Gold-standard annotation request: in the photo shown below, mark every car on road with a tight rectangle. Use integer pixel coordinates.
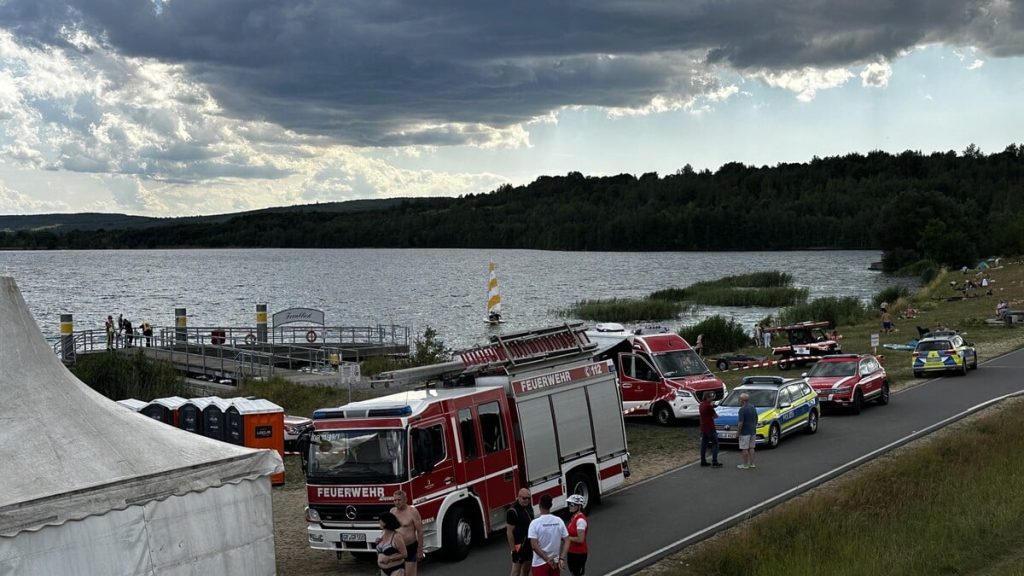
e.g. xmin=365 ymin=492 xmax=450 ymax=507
xmin=804 ymin=354 xmax=889 ymax=413
xmin=714 ymin=376 xmax=820 ymax=448
xmin=284 ymin=414 xmax=314 ymax=452
xmin=912 ymin=330 xmax=978 ymax=377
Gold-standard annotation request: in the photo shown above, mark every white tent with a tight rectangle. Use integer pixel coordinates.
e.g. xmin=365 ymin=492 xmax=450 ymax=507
xmin=0 ymin=277 xmax=283 ymax=575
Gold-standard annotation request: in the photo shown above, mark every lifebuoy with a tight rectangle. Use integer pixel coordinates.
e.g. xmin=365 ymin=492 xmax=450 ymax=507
xmin=306 ymin=330 xmax=318 ymax=343
xmin=245 ymin=333 xmax=257 ymax=345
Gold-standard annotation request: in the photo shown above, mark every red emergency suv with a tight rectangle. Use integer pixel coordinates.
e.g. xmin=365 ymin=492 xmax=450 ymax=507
xmin=803 ymin=354 xmax=889 ymax=414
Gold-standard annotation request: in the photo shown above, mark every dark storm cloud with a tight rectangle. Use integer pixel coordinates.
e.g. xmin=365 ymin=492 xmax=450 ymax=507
xmin=3 ymin=0 xmax=1021 ymax=146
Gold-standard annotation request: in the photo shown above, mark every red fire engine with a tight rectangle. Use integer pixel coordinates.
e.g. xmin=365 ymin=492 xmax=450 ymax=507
xmin=301 ymin=323 xmax=630 ymax=561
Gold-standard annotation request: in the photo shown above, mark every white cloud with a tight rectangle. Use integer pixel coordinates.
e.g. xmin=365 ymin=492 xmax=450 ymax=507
xmin=860 ymin=61 xmax=893 ymax=88
xmin=0 ymin=180 xmax=70 ymax=213
xmin=753 ymin=67 xmax=855 ymax=102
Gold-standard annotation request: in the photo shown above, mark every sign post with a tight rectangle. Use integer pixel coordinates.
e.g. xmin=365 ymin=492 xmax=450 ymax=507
xmin=870 ymin=333 xmax=879 ymax=355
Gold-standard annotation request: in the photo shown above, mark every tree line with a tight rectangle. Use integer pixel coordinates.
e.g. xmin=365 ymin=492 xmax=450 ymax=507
xmin=3 ymin=144 xmax=1022 ymax=270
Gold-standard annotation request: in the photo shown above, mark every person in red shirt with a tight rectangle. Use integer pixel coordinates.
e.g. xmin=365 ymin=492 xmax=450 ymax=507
xmin=699 ymin=392 xmax=723 ymax=468
xmin=565 ymin=494 xmax=588 ymax=575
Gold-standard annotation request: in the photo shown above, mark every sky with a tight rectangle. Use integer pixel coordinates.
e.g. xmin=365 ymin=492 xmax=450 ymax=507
xmin=1 ymin=0 xmax=1023 ymax=217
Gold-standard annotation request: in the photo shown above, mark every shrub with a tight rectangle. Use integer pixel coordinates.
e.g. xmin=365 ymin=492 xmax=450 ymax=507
xmin=71 ymin=350 xmax=189 ymax=401
xmin=678 ymin=315 xmax=750 ymax=356
xmin=777 ymin=296 xmax=868 ymax=327
xmin=411 ymin=326 xmax=452 ymax=365
xmin=872 ymin=285 xmax=911 ymax=309
xmin=237 ymin=376 xmax=353 ymax=417
xmin=563 ymin=297 xmax=686 ymax=322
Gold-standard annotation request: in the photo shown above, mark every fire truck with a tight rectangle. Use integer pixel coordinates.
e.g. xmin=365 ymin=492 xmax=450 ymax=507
xmin=586 ymin=323 xmax=727 ymax=425
xmin=301 ymin=323 xmax=630 ymax=561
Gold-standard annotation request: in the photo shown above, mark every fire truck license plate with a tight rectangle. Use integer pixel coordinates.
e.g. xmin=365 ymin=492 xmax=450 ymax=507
xmin=342 ymin=533 xmax=366 ymax=542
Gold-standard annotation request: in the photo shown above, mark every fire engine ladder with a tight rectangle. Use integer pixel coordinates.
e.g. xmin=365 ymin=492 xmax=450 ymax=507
xmin=457 ymin=323 xmax=596 ymax=370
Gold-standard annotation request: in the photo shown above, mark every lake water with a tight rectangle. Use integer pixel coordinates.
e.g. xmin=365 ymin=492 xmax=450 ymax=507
xmin=0 ymin=249 xmax=907 ymax=350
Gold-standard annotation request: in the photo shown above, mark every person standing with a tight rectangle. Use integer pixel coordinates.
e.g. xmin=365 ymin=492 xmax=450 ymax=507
xmin=565 ymin=494 xmax=588 ymax=576
xmin=698 ymin=393 xmax=722 ymax=468
xmin=881 ymin=308 xmax=894 ymax=334
xmin=390 ymin=490 xmax=424 ymax=575
xmin=762 ymin=326 xmax=772 ymax=349
xmin=141 ymin=321 xmax=153 ymax=347
xmin=694 ymin=333 xmax=704 ymax=356
xmin=105 ymin=315 xmax=115 ymax=350
xmin=375 ymin=512 xmax=408 ymax=576
xmin=528 ymin=493 xmax=568 ymax=576
xmin=124 ymin=318 xmax=134 ymax=348
xmin=737 ymin=393 xmax=758 ymax=470
xmin=507 ymin=488 xmax=535 ymax=576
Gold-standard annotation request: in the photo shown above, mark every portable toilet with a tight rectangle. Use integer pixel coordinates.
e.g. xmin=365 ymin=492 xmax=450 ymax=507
xmin=139 ymin=396 xmax=188 ymax=426
xmin=115 ymin=398 xmax=148 ymax=412
xmin=178 ymin=397 xmax=217 ymax=435
xmin=201 ymin=397 xmax=231 ymax=441
xmin=227 ymin=397 xmax=286 ymax=485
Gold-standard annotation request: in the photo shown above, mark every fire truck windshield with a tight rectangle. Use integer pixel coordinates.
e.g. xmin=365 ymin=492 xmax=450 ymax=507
xmin=306 ymin=429 xmax=408 ymax=484
xmin=653 ymin=350 xmax=708 ymax=378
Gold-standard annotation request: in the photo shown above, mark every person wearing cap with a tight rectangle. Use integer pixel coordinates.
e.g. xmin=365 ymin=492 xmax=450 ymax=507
xmin=507 ymin=488 xmax=534 ymax=576
xmin=565 ymin=494 xmax=588 ymax=576
xmin=737 ymin=393 xmax=758 ymax=470
xmin=527 ymin=493 xmax=568 ymax=576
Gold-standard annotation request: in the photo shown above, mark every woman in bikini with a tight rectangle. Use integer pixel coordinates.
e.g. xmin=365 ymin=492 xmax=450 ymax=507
xmin=376 ymin=512 xmax=408 ymax=576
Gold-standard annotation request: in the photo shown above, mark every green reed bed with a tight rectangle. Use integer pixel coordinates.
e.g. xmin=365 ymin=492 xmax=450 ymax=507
xmin=777 ymin=296 xmax=867 ymax=327
xmin=563 ymin=297 xmax=687 ymax=322
xmin=72 ymin=350 xmax=190 ymax=401
xmin=686 ymin=286 xmax=808 ymax=307
xmin=661 ymin=404 xmax=1024 ymax=576
xmin=652 ymin=271 xmax=805 ymax=307
xmin=237 ymin=376 xmax=362 ymax=418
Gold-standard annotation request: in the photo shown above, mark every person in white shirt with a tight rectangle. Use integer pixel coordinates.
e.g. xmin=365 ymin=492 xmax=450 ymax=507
xmin=527 ymin=494 xmax=568 ymax=576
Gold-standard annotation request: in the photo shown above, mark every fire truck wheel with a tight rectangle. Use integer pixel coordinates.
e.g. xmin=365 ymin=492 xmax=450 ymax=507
xmin=441 ymin=504 xmax=474 ymax=561
xmin=567 ymin=470 xmax=598 ymax=512
xmin=653 ymin=402 xmax=675 ymax=426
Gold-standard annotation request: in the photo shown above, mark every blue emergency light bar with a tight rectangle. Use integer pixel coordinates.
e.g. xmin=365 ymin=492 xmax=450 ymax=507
xmin=313 ymin=405 xmax=414 ymax=419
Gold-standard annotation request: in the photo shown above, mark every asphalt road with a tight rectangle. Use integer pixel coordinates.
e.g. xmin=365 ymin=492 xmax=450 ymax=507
xmin=420 ymin=347 xmax=1024 ymax=576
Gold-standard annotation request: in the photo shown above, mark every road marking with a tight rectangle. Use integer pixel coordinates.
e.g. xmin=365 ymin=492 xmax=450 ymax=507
xmin=604 ymin=388 xmax=1024 ymax=576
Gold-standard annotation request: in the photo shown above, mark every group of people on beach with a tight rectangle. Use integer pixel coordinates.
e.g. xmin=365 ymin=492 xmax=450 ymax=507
xmin=104 ymin=313 xmax=153 ymax=349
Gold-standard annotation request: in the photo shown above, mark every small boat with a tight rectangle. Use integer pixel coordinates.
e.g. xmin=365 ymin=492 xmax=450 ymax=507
xmin=485 ymin=262 xmax=505 ymax=325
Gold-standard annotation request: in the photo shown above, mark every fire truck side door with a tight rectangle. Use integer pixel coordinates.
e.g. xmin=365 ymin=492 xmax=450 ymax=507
xmin=454 ymin=406 xmax=487 ymax=509
xmin=618 ymin=353 xmax=659 ymax=407
xmin=478 ymin=400 xmax=517 ymax=528
xmin=410 ymin=419 xmax=455 ymax=503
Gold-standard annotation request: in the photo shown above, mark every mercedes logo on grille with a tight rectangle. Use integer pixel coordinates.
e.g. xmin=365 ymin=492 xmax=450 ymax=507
xmin=345 ymin=505 xmax=358 ymax=520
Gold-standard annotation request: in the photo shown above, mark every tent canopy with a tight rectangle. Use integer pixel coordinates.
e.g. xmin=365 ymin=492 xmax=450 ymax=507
xmin=0 ymin=277 xmax=282 ymax=538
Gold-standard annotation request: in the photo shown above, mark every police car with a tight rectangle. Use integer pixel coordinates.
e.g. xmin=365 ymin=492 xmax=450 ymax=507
xmin=912 ymin=330 xmax=978 ymax=377
xmin=714 ymin=376 xmax=820 ymax=448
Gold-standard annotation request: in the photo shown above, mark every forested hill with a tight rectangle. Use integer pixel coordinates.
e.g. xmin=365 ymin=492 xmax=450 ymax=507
xmin=2 ymin=145 xmax=1023 ymax=269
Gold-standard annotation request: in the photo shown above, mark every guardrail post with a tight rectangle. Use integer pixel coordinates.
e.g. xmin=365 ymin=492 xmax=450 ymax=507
xmin=60 ymin=314 xmax=75 ymax=365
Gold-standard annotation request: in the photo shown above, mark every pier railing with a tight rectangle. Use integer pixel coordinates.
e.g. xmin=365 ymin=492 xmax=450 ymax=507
xmin=50 ymin=324 xmax=407 ymax=384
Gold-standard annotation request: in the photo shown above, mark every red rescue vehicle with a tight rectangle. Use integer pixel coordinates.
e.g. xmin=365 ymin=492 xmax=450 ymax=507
xmin=587 ymin=323 xmax=727 ymax=425
xmin=301 ymin=324 xmax=630 ymax=561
